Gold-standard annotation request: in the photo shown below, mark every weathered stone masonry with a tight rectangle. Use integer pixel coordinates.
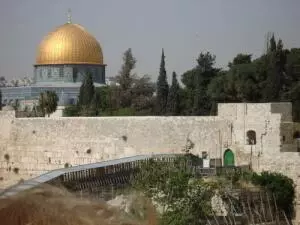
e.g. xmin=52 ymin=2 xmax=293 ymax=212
xmin=1 ymin=102 xmax=300 ymax=220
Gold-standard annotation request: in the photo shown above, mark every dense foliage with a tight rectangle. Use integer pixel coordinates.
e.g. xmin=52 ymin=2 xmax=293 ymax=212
xmin=166 ymin=72 xmax=180 ymax=115
xmin=130 ymin=156 xmax=296 ymax=224
xmin=63 ymin=33 xmax=300 ymax=120
xmin=38 ymin=91 xmax=58 ymax=117
xmin=251 ymin=171 xmax=295 ymax=217
xmin=131 ymin=156 xmax=220 ymax=225
xmin=156 ymin=49 xmax=169 ymax=115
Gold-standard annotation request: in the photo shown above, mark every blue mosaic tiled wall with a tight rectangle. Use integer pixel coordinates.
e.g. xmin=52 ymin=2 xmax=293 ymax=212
xmin=33 ymin=64 xmax=106 ymax=84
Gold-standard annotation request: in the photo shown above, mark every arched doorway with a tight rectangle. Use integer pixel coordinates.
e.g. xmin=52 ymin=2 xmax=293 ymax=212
xmin=224 ymin=149 xmax=235 ymax=166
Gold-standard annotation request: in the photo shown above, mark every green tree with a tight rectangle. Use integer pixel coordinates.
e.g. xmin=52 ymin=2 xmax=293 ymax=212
xmin=229 ymin=63 xmax=260 ymax=102
xmin=94 ymin=86 xmax=112 ymax=113
xmin=77 ymin=72 xmax=97 ymax=116
xmin=251 ymin=171 xmax=295 ymax=218
xmin=166 ymin=72 xmax=180 ymax=115
xmin=116 ymin=48 xmax=136 ymax=91
xmin=130 ymin=75 xmax=155 ymax=115
xmin=79 ymin=72 xmax=95 ymax=107
xmin=262 ymin=38 xmax=287 ymax=102
xmin=116 ymin=48 xmax=137 ymax=108
xmin=63 ymin=105 xmax=80 ymax=117
xmin=38 ymin=91 xmax=59 ymax=117
xmin=156 ymin=49 xmax=169 ymax=115
xmin=284 ymin=48 xmax=300 ymax=121
xmin=228 ymin=53 xmax=252 ymax=68
xmin=181 ymin=52 xmax=218 ymax=115
xmin=269 ymin=34 xmax=277 ymax=53
xmin=207 ymin=71 xmax=241 ymax=115
xmin=181 ymin=69 xmax=197 ymax=115
xmin=132 ymin=156 xmax=219 ymax=225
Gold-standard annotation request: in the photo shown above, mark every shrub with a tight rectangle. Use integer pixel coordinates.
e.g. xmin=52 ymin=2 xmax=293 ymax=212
xmin=13 ymin=167 xmax=19 ymax=174
xmin=251 ymin=171 xmax=295 ymax=217
xmin=63 ymin=105 xmax=80 ymax=117
xmin=4 ymin=154 xmax=9 ymax=161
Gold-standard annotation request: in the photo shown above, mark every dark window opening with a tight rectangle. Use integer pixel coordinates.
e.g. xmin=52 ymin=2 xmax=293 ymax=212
xmin=59 ymin=67 xmax=64 ymax=77
xmin=202 ymin=151 xmax=208 ymax=159
xmin=293 ymin=131 xmax=300 ymax=139
xmin=73 ymin=68 xmax=78 ymax=82
xmin=246 ymin=130 xmax=256 ymax=145
xmin=47 ymin=68 xmax=51 ymax=78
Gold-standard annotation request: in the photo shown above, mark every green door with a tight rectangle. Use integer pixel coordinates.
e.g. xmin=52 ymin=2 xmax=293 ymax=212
xmin=224 ymin=149 xmax=235 ymax=166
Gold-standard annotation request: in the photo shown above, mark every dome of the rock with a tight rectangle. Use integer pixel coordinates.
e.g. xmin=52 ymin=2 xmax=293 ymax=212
xmin=36 ymin=23 xmax=103 ymax=65
xmin=0 ymin=15 xmax=107 ymax=108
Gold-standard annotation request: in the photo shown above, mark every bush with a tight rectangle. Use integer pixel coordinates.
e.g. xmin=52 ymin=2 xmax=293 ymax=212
xmin=63 ymin=105 xmax=80 ymax=117
xmin=251 ymin=171 xmax=295 ymax=217
xmin=112 ymin=108 xmax=136 ymax=116
xmin=132 ymin=155 xmax=218 ymax=225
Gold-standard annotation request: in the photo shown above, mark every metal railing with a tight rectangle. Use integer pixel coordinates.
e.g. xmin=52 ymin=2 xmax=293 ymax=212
xmin=0 ymin=153 xmax=180 ymax=198
xmin=0 ymin=153 xmax=251 ymax=199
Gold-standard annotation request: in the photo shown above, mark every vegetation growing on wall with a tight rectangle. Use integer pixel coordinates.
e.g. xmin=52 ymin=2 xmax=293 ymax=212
xmin=130 ymin=154 xmax=296 ymax=224
xmin=131 ymin=155 xmax=219 ymax=225
xmin=4 ymin=154 xmax=9 ymax=161
xmin=251 ymin=171 xmax=295 ymax=217
xmin=13 ymin=167 xmax=19 ymax=174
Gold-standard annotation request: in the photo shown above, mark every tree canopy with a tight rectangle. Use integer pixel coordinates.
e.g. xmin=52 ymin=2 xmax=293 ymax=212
xmin=59 ymin=34 xmax=300 ymax=121
xmin=38 ymin=91 xmax=59 ymax=117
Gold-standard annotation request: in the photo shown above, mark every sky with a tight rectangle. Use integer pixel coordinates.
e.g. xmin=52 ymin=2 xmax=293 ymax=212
xmin=0 ymin=0 xmax=300 ymax=82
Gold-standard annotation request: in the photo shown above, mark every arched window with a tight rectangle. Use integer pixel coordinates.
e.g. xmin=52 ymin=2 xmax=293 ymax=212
xmin=246 ymin=130 xmax=256 ymax=145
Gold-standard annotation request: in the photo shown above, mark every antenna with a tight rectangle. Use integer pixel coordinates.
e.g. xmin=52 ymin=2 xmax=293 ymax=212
xmin=67 ymin=8 xmax=72 ymax=24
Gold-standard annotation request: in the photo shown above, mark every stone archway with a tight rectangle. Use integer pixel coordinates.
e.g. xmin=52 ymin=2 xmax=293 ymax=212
xmin=223 ymin=149 xmax=235 ymax=166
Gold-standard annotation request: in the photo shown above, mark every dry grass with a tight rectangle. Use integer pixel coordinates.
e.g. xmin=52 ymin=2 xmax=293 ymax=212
xmin=0 ymin=184 xmax=158 ymax=225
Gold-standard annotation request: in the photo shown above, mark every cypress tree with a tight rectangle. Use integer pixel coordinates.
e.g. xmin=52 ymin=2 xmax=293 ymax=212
xmin=263 ymin=38 xmax=286 ymax=102
xmin=117 ymin=48 xmax=136 ymax=91
xmin=269 ymin=34 xmax=277 ymax=52
xmin=116 ymin=48 xmax=137 ymax=107
xmin=156 ymin=49 xmax=169 ymax=114
xmin=166 ymin=72 xmax=180 ymax=115
xmin=79 ymin=72 xmax=95 ymax=107
xmin=38 ymin=91 xmax=58 ymax=117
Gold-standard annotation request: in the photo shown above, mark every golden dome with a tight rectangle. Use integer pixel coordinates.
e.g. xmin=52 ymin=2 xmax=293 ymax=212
xmin=36 ymin=23 xmax=103 ymax=65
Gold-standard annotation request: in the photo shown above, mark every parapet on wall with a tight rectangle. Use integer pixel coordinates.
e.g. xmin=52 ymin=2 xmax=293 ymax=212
xmin=218 ymin=103 xmax=283 ymax=153
xmin=218 ymin=102 xmax=292 ymax=121
xmin=0 ymin=113 xmax=231 ymax=189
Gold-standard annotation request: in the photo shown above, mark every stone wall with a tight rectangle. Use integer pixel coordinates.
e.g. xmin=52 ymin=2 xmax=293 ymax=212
xmin=0 ymin=114 xmax=231 ymax=188
xmin=1 ymin=102 xmax=300 ymax=222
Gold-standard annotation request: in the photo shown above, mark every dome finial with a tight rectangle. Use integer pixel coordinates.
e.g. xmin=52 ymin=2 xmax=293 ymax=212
xmin=67 ymin=8 xmax=72 ymax=24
